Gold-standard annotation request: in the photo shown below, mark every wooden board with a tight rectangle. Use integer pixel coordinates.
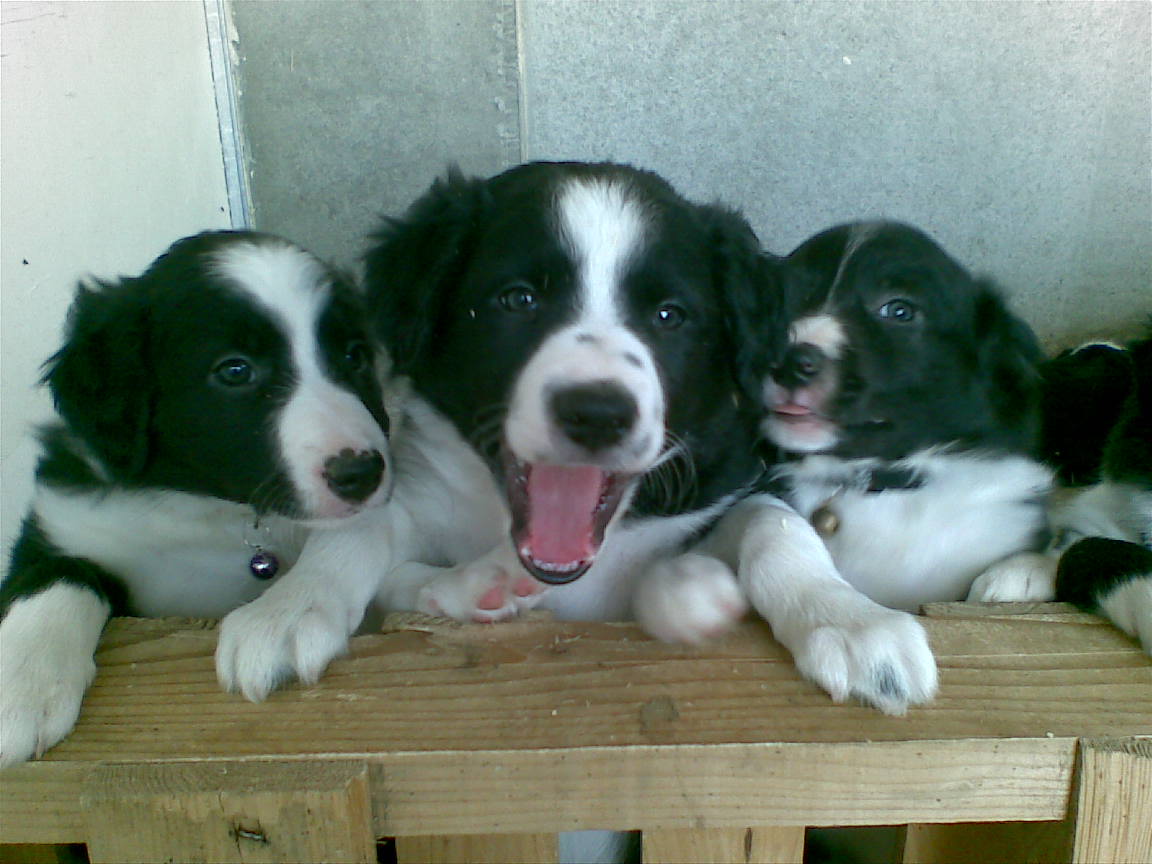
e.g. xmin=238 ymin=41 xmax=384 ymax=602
xmin=0 ymin=607 xmax=1149 ymax=845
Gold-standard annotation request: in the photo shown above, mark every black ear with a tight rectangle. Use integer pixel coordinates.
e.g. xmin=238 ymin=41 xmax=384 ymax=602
xmin=42 ymin=279 xmax=154 ymax=478
xmin=973 ymin=281 xmax=1044 ymax=450
xmin=701 ymin=204 xmax=786 ymax=404
xmin=363 ymin=167 xmax=488 ymax=372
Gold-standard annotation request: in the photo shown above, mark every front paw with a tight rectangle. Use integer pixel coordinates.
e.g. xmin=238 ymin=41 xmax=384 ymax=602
xmin=0 ymin=651 xmax=95 ymax=767
xmin=968 ymin=552 xmax=1058 ymax=603
xmin=417 ymin=561 xmax=548 ymax=623
xmin=216 ymin=591 xmax=353 ymax=702
xmin=784 ymin=594 xmax=938 ymax=716
xmin=635 ymin=553 xmax=748 ymax=644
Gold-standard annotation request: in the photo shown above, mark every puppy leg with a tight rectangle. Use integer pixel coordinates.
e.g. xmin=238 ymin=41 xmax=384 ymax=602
xmin=633 ymin=552 xmax=748 ymax=644
xmin=216 ymin=511 xmax=393 ymax=702
xmin=703 ymin=494 xmax=938 ymax=715
xmin=0 ymin=583 xmax=109 ymax=765
xmin=386 ymin=541 xmax=548 ymax=623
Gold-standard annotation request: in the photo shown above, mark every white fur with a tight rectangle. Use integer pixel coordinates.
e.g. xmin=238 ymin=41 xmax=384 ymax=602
xmin=1100 ymin=577 xmax=1152 ymax=653
xmin=0 ymin=584 xmax=109 ymax=766
xmin=215 ymin=242 xmax=391 ymax=520
xmin=505 ymin=179 xmax=664 ymax=471
xmin=967 ymin=552 xmax=1058 ymax=602
xmin=700 ymin=494 xmax=938 ymax=715
xmin=780 ymin=451 xmax=1052 ymax=610
xmin=34 ymin=484 xmax=304 ymax=618
xmin=633 ymin=552 xmax=747 ymax=644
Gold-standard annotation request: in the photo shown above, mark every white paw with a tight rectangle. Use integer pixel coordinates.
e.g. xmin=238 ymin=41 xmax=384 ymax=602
xmin=968 ymin=552 xmax=1058 ymax=603
xmin=783 ymin=591 xmax=938 ymax=716
xmin=635 ymin=553 xmax=748 ymax=644
xmin=417 ymin=560 xmax=548 ymax=623
xmin=216 ymin=589 xmax=355 ymax=702
xmin=0 ymin=584 xmax=108 ymax=766
xmin=0 ymin=647 xmax=95 ymax=767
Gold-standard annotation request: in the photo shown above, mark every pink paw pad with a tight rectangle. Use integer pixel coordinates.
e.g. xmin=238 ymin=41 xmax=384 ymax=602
xmin=513 ymin=577 xmax=543 ymax=597
xmin=476 ymin=585 xmax=507 ymax=611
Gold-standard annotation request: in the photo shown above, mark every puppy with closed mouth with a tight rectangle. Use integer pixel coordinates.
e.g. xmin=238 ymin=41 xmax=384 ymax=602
xmin=1 ymin=231 xmax=393 ymax=765
xmin=685 ymin=221 xmax=1051 ymax=714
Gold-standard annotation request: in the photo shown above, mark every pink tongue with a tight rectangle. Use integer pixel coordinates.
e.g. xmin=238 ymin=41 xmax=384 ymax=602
xmin=775 ymin=402 xmax=812 ymax=416
xmin=525 ymin=464 xmax=605 ymax=565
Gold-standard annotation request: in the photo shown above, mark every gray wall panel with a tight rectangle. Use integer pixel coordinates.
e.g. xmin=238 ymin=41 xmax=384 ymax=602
xmin=521 ymin=0 xmax=1150 ymax=342
xmin=230 ymin=0 xmax=1149 ymax=341
xmin=230 ymin=0 xmax=520 ymax=268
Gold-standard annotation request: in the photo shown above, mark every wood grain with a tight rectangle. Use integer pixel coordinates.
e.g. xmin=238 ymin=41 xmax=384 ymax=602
xmin=0 ymin=606 xmax=1148 ymax=848
xmin=1070 ymin=738 xmax=1152 ymax=863
xmin=642 ymin=826 xmax=805 ymax=863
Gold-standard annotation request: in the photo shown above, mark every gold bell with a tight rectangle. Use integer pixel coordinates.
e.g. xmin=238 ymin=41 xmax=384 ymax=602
xmin=811 ymin=505 xmax=840 ymax=537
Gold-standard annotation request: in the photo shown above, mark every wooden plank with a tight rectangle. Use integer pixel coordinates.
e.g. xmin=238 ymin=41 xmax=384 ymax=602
xmin=1070 ymin=737 xmax=1152 ymax=864
xmin=79 ymin=761 xmax=375 ymax=864
xmin=642 ymin=826 xmax=804 ymax=863
xmin=30 ymin=614 xmax=1152 ymax=761
xmin=372 ymin=738 xmax=1075 ymax=836
xmin=0 ymin=611 xmax=1148 ymax=844
xmin=901 ymin=821 xmax=1072 ymax=863
xmin=395 ymin=833 xmax=557 ymax=863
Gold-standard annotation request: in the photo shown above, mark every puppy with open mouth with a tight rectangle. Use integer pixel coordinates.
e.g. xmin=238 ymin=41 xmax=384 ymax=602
xmin=363 ymin=161 xmax=771 ymax=627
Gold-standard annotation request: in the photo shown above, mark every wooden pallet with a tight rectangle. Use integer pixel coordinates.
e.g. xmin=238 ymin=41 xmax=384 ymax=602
xmin=1 ymin=603 xmax=1149 ymax=863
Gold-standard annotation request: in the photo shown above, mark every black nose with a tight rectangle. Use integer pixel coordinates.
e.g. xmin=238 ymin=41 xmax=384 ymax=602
xmin=323 ymin=448 xmax=385 ymax=502
xmin=551 ymin=382 xmax=638 ymax=452
xmin=774 ymin=342 xmax=826 ymax=388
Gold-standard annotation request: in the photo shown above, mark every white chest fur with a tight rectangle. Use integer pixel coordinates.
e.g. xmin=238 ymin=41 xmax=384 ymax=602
xmin=33 ymin=486 xmax=305 ymax=618
xmin=779 ymin=451 xmax=1053 ymax=610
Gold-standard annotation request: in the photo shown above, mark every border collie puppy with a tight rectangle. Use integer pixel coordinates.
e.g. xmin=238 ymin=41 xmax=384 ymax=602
xmin=0 ymin=231 xmax=392 ymax=765
xmin=973 ymin=333 xmax=1152 ymax=652
xmin=691 ymin=222 xmax=1050 ymax=714
xmin=364 ymin=162 xmax=771 ymax=626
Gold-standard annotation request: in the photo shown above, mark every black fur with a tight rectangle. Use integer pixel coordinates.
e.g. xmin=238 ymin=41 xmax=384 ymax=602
xmin=364 ymin=161 xmax=775 ymax=521
xmin=1051 ymin=330 xmax=1152 ymax=616
xmin=772 ymin=221 xmax=1043 ymax=460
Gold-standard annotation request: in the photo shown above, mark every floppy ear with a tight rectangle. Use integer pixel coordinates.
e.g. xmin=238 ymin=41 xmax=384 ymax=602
xmin=42 ymin=279 xmax=155 ymax=479
xmin=973 ymin=281 xmax=1045 ymax=449
xmin=363 ymin=166 xmax=488 ymax=373
xmin=701 ymin=204 xmax=787 ymax=405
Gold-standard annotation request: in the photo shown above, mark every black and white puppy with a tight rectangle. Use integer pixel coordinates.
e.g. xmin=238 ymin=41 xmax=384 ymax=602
xmin=365 ymin=162 xmax=769 ymax=627
xmin=976 ymin=333 xmax=1152 ymax=652
xmin=763 ymin=221 xmax=1051 ymax=608
xmin=213 ymin=161 xmax=771 ymax=704
xmin=693 ymin=222 xmax=1050 ymax=714
xmin=0 ymin=231 xmax=392 ymax=765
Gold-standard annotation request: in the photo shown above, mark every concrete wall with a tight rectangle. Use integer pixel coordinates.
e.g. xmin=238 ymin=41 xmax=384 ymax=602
xmin=1 ymin=1 xmax=230 ymax=550
xmin=231 ymin=0 xmax=1149 ymax=343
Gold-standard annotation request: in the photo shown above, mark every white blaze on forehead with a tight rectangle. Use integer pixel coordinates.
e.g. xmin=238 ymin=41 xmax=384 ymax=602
xmin=212 ymin=241 xmax=389 ymax=519
xmin=212 ymin=241 xmax=330 ymax=376
xmin=790 ymin=313 xmax=847 ymax=359
xmin=556 ymin=178 xmax=648 ymax=324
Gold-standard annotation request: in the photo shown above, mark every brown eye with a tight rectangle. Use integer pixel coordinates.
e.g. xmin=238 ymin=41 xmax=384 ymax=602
xmin=344 ymin=341 xmax=372 ymax=373
xmin=654 ymin=302 xmax=687 ymax=330
xmin=498 ymin=282 xmax=539 ymax=314
xmin=212 ymin=356 xmax=255 ymax=387
xmin=877 ymin=299 xmax=918 ymax=323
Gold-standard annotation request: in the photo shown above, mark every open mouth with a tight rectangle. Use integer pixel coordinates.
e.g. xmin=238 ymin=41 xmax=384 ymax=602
xmin=505 ymin=453 xmax=633 ymax=585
